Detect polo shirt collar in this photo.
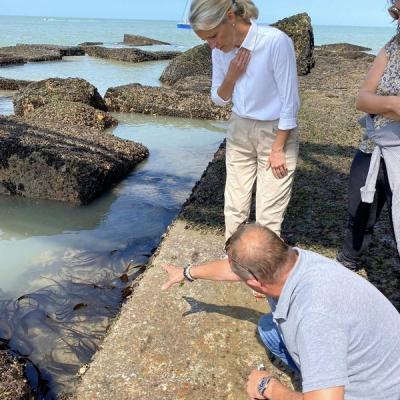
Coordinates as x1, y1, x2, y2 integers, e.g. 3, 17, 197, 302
273, 248, 303, 321
240, 19, 258, 51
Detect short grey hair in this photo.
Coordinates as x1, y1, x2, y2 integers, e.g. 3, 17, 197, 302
189, 0, 259, 31
225, 223, 290, 283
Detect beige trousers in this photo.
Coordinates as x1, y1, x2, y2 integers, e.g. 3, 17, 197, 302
224, 114, 299, 240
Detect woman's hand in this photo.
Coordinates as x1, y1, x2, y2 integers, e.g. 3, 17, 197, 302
268, 148, 288, 179
161, 264, 184, 290
226, 47, 251, 83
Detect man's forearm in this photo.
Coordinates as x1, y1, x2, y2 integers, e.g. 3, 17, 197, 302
268, 379, 303, 400
190, 259, 241, 282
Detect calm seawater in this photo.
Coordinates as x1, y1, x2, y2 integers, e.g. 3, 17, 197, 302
0, 15, 394, 399
0, 15, 227, 398
0, 15, 396, 53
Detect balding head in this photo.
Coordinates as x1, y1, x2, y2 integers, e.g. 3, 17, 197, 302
225, 223, 291, 283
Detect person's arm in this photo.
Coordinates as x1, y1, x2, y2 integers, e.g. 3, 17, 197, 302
211, 48, 251, 105
356, 47, 400, 120
217, 48, 251, 101
246, 370, 344, 400
161, 258, 241, 290
269, 33, 299, 179
268, 129, 291, 179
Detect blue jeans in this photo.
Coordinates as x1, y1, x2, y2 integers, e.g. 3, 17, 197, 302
258, 313, 300, 374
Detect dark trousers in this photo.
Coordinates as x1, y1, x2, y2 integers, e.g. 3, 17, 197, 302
342, 150, 393, 262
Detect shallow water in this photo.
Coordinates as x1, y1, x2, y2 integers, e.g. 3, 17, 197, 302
0, 111, 225, 396
0, 91, 14, 115
0, 114, 225, 297
0, 55, 168, 95
0, 34, 225, 395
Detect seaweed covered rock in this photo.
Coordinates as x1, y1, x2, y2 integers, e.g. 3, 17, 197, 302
159, 44, 212, 86
82, 46, 180, 63
0, 77, 33, 91
105, 83, 230, 120
0, 44, 84, 66
0, 116, 149, 204
0, 45, 61, 64
123, 34, 170, 46
315, 43, 375, 61
13, 78, 107, 117
172, 75, 212, 93
26, 101, 118, 131
0, 55, 25, 67
272, 12, 315, 75
0, 351, 32, 400
14, 44, 84, 57
78, 41, 104, 46
318, 43, 371, 52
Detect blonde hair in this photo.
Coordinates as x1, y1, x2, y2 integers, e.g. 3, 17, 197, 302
189, 0, 259, 31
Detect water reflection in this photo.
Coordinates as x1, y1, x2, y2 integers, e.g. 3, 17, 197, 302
0, 112, 225, 397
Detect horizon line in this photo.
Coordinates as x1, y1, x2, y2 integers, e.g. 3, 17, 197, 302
0, 13, 394, 29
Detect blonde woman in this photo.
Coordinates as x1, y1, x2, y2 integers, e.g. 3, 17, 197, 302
189, 0, 300, 241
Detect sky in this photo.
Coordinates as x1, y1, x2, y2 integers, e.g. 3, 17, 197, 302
0, 0, 396, 28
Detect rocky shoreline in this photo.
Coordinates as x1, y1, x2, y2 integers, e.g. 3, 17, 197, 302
0, 39, 179, 68
123, 34, 170, 46
0, 351, 33, 400
74, 42, 399, 399
81, 46, 181, 63
1, 20, 397, 400
1, 78, 149, 204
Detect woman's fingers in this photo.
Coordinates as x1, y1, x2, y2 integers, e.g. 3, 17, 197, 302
271, 163, 288, 179
277, 167, 287, 179
268, 151, 288, 179
230, 48, 251, 77
237, 48, 251, 69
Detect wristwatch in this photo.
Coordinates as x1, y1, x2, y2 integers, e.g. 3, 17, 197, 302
257, 375, 272, 398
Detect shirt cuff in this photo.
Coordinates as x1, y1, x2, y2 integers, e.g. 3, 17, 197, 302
211, 89, 231, 107
302, 376, 349, 393
278, 117, 297, 131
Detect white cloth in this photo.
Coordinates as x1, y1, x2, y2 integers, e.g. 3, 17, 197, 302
360, 115, 400, 255
211, 20, 300, 130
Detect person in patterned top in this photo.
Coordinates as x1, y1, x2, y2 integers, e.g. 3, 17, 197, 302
337, 0, 400, 270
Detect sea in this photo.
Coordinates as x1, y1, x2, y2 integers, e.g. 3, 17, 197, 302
0, 15, 396, 399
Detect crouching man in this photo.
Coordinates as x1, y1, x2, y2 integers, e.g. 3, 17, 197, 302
162, 223, 400, 399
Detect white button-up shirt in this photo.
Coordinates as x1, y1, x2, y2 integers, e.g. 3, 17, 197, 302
211, 20, 300, 130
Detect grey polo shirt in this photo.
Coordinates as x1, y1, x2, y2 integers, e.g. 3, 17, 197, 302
269, 248, 400, 399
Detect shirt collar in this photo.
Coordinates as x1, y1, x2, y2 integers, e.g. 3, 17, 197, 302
240, 19, 258, 51
273, 248, 303, 321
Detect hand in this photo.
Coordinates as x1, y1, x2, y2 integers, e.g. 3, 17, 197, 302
226, 47, 251, 83
161, 264, 184, 290
246, 369, 272, 399
268, 148, 288, 179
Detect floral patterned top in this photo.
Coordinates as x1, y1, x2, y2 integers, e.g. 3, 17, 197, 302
359, 35, 400, 153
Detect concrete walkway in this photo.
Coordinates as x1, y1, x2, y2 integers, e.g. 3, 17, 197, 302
75, 220, 293, 399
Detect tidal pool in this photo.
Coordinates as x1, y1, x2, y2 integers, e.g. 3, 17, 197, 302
0, 105, 225, 396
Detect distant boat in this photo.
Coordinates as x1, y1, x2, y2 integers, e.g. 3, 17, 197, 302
177, 0, 191, 29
